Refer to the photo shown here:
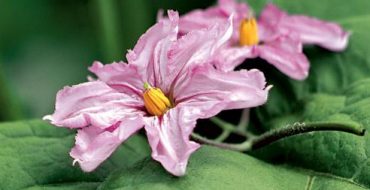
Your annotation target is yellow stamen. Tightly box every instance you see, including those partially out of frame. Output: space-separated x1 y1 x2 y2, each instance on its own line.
143 82 172 116
239 17 259 46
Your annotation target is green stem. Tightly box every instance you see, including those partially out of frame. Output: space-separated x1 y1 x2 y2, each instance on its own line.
191 133 246 150
210 117 253 137
250 122 365 150
214 130 231 142
192 122 365 152
237 109 250 131
210 117 235 131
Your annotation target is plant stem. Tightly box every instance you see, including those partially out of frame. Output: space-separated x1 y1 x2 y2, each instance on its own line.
210 117 235 131
214 130 231 142
192 122 365 152
210 117 253 137
250 122 365 150
191 133 249 150
237 109 250 131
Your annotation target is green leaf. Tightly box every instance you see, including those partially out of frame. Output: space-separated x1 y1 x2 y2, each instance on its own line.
253 78 370 187
98 146 366 190
0 120 150 189
22 183 100 190
236 0 370 188
0 63 23 121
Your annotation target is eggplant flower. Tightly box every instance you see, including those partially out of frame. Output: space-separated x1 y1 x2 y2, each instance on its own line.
176 0 350 80
44 10 270 176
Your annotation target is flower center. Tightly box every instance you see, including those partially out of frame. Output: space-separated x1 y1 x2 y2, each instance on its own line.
143 82 172 116
239 17 259 46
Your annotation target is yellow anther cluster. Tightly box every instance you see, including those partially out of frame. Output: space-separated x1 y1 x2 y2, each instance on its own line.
239 18 259 46
143 82 172 116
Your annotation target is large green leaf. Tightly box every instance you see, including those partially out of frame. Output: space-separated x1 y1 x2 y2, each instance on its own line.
0 120 150 189
234 0 370 188
22 183 100 190
3 120 367 190
98 146 366 190
253 78 370 187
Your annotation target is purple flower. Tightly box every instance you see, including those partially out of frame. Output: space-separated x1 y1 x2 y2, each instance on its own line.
176 0 350 80
44 11 270 176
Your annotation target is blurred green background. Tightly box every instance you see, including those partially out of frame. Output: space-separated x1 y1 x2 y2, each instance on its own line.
0 0 214 121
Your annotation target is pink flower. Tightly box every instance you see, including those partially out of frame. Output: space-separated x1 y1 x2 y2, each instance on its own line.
176 0 350 80
44 10 270 176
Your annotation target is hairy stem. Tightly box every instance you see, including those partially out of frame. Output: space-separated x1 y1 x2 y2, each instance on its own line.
192 122 365 152
250 122 365 150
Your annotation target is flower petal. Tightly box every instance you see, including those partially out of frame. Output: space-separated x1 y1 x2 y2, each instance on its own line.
257 35 310 80
259 3 350 51
144 107 200 176
174 65 270 116
44 81 144 129
89 61 144 97
164 15 234 93
258 3 286 42
127 10 178 86
70 116 144 172
178 7 225 35
178 0 248 42
145 11 234 94
218 0 249 17
282 15 350 51
213 45 255 72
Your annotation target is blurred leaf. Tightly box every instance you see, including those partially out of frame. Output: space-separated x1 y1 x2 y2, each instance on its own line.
0 0 216 118
0 63 23 120
0 120 149 189
0 0 101 119
118 0 153 57
98 146 366 190
114 0 215 62
94 0 125 62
